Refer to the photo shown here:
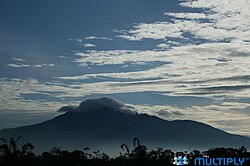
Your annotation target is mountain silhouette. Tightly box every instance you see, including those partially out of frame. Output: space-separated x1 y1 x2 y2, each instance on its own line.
0 97 249 155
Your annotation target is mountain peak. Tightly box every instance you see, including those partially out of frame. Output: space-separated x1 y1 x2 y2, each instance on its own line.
58 97 137 115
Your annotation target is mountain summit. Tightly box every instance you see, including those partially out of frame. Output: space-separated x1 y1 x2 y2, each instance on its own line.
58 97 136 115
0 98 249 155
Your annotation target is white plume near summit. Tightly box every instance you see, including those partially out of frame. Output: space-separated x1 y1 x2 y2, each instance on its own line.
58 97 137 115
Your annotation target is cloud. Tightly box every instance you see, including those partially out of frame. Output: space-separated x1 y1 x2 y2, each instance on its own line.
116 0 250 43
157 43 170 49
165 12 207 19
156 110 185 117
7 64 22 68
73 50 172 67
68 37 113 44
48 64 55 67
0 78 72 111
76 39 83 42
7 63 55 68
85 36 113 40
64 42 250 99
33 64 55 68
197 85 250 92
58 97 136 115
12 58 25 62
32 64 56 68
33 64 43 68
116 19 236 42
83 43 96 48
116 22 184 41
7 63 32 68
85 36 98 40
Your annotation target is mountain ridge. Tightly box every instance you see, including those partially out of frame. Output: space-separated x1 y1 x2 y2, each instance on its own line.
0 98 249 155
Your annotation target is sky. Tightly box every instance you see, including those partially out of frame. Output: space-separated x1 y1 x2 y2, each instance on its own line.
0 0 250 136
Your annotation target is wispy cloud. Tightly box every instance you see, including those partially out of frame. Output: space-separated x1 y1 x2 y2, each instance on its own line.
12 58 25 62
85 36 113 40
7 64 22 68
7 63 55 68
117 0 250 43
165 12 207 19
67 43 250 100
83 43 96 48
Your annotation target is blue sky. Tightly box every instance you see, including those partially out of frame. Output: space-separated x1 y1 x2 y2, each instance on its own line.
0 0 250 136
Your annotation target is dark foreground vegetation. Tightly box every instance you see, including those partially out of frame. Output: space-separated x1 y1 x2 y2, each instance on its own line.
0 137 249 166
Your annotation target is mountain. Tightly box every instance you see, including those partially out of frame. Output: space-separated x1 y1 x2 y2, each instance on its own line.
0 97 249 155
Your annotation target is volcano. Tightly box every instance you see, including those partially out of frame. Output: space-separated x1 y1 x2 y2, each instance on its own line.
0 97 249 155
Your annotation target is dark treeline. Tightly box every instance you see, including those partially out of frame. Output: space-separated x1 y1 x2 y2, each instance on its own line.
0 137 249 166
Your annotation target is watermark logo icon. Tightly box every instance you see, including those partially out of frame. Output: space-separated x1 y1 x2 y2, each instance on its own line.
173 156 188 165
